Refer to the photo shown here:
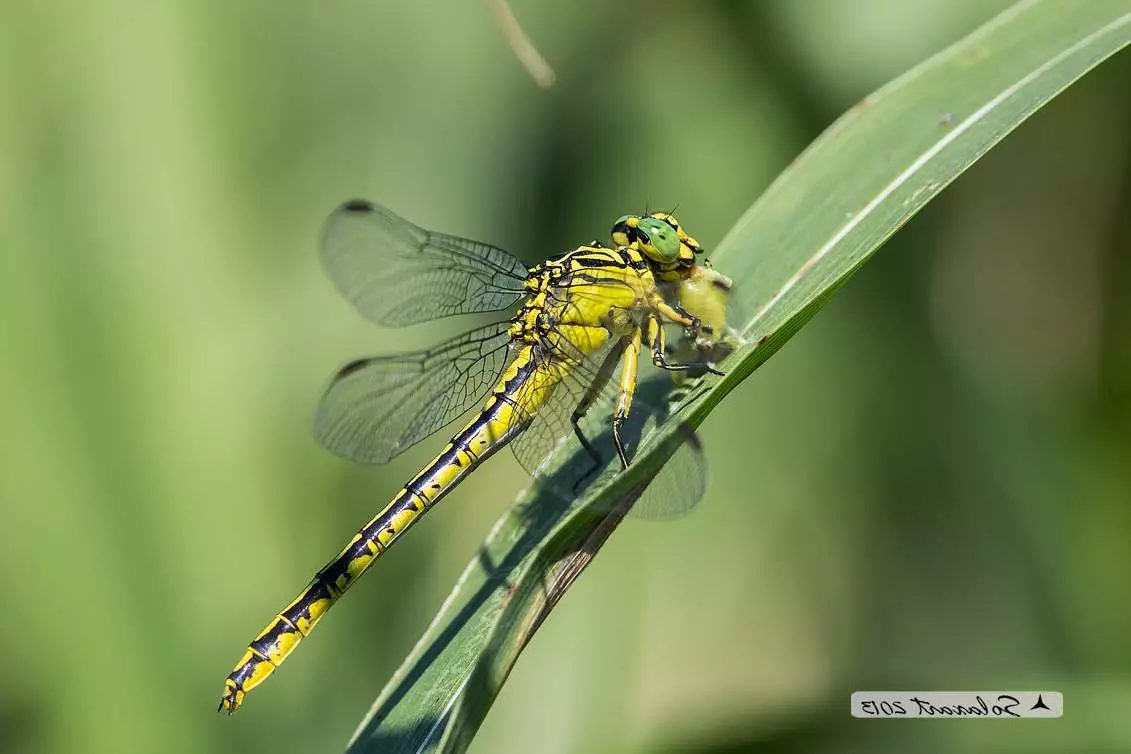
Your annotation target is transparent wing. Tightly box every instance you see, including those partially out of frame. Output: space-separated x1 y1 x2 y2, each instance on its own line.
614 380 708 521
511 331 707 521
314 321 514 464
322 200 529 327
510 333 621 490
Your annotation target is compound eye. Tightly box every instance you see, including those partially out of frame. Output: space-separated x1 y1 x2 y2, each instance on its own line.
636 218 680 262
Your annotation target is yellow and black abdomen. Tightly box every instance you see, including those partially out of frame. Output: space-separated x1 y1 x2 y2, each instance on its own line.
220 242 661 714
220 349 552 713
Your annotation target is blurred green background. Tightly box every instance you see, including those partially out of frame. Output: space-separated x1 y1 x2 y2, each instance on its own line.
2 1 1130 753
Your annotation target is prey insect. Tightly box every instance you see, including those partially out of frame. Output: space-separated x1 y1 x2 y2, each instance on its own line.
219 201 733 713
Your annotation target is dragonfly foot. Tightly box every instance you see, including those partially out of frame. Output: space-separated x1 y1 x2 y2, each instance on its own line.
572 460 601 495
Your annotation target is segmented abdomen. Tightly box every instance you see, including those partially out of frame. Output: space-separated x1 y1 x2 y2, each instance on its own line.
219 349 551 713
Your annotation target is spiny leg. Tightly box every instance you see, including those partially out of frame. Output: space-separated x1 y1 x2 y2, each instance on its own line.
612 326 643 469
646 314 726 376
652 297 698 334
570 335 627 491
648 293 719 342
671 301 715 338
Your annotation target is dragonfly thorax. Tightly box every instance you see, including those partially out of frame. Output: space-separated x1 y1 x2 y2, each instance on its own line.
507 243 657 348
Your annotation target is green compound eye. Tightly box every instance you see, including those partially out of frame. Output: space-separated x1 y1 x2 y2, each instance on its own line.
636 217 681 262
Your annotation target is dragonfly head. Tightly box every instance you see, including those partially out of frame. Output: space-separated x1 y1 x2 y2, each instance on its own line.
611 212 704 268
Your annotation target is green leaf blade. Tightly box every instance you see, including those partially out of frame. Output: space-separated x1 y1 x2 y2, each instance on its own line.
722 0 1131 344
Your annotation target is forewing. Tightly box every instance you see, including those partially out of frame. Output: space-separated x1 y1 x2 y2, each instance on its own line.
314 322 514 464
322 200 528 327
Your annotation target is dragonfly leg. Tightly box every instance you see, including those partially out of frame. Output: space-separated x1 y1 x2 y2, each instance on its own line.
611 326 643 469
646 314 725 376
672 302 715 338
569 336 627 491
652 297 700 334
650 294 721 343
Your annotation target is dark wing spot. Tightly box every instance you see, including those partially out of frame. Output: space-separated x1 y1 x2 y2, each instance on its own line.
335 358 372 379
342 199 375 213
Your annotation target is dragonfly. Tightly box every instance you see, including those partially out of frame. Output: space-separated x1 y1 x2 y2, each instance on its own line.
219 200 735 714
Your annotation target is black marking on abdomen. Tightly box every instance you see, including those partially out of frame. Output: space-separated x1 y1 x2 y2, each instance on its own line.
307 355 541 602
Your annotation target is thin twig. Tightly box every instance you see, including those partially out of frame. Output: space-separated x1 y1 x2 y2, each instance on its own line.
487 0 556 88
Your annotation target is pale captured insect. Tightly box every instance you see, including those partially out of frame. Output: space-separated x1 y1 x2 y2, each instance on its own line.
219 201 735 713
